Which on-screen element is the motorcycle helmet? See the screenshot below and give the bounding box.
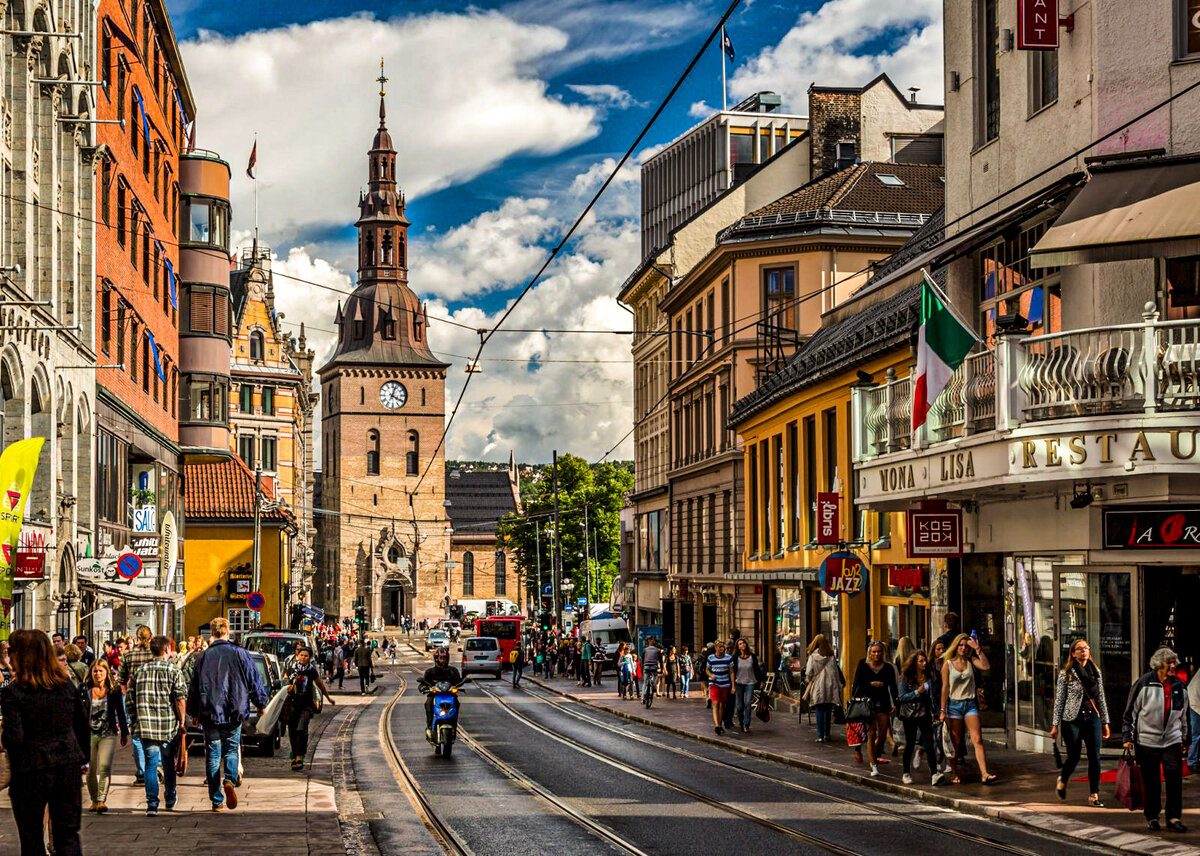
[433,647,450,667]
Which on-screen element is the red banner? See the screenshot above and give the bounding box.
[13,549,45,580]
[1017,0,1059,49]
[816,492,840,545]
[906,509,963,557]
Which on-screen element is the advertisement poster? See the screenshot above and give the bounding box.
[0,438,45,640]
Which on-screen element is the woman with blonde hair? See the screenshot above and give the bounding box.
[804,634,843,742]
[939,632,997,784]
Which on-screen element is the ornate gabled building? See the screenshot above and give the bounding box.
[315,66,450,623]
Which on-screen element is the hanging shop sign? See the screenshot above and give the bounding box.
[227,566,253,602]
[819,551,866,598]
[906,508,963,557]
[1102,508,1200,549]
[12,549,45,580]
[886,565,926,591]
[816,493,840,545]
[1017,0,1059,50]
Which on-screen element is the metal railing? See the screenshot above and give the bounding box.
[718,209,931,243]
[853,304,1200,461]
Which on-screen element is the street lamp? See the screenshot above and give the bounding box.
[560,579,575,629]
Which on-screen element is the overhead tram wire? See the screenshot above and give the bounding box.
[410,0,746,497]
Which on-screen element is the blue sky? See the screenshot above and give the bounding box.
[165,0,943,461]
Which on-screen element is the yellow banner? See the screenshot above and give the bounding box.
[0,438,45,640]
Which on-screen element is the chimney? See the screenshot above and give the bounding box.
[908,87,920,104]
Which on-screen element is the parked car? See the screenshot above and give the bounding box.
[187,650,287,756]
[460,636,503,679]
[242,630,317,668]
[425,629,450,652]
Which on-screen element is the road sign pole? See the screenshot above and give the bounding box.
[252,467,262,627]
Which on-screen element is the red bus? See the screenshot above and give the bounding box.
[475,615,523,667]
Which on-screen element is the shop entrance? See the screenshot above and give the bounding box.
[1143,566,1200,676]
[679,602,695,651]
[701,602,717,645]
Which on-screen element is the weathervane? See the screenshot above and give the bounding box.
[377,58,388,98]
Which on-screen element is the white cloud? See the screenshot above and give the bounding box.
[688,100,715,119]
[566,83,645,110]
[730,0,944,110]
[181,11,601,246]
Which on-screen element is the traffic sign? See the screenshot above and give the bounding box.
[576,597,587,606]
[541,584,553,595]
[116,553,142,580]
[247,591,265,611]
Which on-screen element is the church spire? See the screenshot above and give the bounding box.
[377,58,388,128]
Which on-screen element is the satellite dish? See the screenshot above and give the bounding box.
[161,510,179,580]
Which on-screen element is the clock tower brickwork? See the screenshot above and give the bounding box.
[316,67,451,623]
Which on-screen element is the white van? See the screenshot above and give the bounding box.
[579,618,632,671]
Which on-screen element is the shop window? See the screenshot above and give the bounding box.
[1166,255,1200,320]
[462,552,475,597]
[228,608,254,634]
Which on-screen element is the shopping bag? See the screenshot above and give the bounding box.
[846,721,867,747]
[754,689,772,723]
[1114,750,1144,811]
[175,733,189,777]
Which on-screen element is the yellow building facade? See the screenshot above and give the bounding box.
[182,458,297,636]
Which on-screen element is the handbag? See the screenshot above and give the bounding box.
[1115,749,1144,811]
[844,696,873,723]
[846,720,867,746]
[832,703,846,725]
[175,732,189,777]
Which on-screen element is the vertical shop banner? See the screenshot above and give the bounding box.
[0,438,45,640]
[816,493,840,545]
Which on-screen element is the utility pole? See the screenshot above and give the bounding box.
[582,504,591,619]
[534,523,542,616]
[252,466,262,627]
[552,450,560,625]
[593,524,601,605]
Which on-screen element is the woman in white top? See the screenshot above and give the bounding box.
[939,632,997,784]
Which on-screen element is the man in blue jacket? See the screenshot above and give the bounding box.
[187,617,269,812]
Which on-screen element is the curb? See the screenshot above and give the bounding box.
[527,677,1199,856]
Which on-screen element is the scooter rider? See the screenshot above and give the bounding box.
[422,647,463,740]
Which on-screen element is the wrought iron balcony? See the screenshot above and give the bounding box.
[853,303,1200,461]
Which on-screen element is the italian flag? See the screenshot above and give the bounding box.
[912,273,977,431]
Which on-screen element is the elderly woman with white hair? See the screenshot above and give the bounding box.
[1122,647,1191,833]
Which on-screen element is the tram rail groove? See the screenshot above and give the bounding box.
[393,669,649,856]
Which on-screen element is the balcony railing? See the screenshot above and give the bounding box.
[854,304,1200,461]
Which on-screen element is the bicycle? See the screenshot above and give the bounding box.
[642,668,658,708]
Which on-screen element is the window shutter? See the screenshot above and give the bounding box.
[214,292,229,336]
[893,135,944,165]
[192,290,213,333]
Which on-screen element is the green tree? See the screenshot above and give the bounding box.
[498,454,632,616]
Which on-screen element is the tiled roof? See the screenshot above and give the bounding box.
[741,162,944,222]
[184,457,296,525]
[857,206,945,294]
[446,470,518,534]
[729,284,920,427]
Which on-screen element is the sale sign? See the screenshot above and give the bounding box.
[906,508,963,557]
[1018,0,1059,50]
[816,492,840,545]
[819,551,867,598]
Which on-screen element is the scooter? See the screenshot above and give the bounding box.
[419,679,462,757]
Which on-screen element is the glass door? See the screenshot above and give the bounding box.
[1056,567,1136,750]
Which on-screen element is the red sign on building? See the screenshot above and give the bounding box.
[816,492,840,545]
[13,549,46,580]
[1018,0,1059,50]
[906,508,963,557]
[886,565,926,589]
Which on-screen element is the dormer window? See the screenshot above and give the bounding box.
[381,315,396,340]
[413,314,424,342]
[249,330,264,361]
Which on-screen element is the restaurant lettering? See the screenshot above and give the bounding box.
[939,451,975,482]
[1103,508,1200,549]
[878,464,916,492]
[1019,430,1198,468]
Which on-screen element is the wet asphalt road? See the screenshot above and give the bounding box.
[353,656,1104,856]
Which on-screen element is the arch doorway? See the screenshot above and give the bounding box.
[381,581,406,627]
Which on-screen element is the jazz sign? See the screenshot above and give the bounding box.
[819,551,866,598]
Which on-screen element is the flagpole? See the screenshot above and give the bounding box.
[721,26,727,112]
[253,131,259,252]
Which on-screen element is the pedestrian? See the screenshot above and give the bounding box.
[512,645,526,688]
[699,643,714,709]
[1,629,88,856]
[678,645,693,699]
[615,643,630,699]
[580,638,593,687]
[0,640,13,689]
[73,636,95,667]
[933,612,961,652]
[63,643,88,687]
[730,639,764,733]
[119,625,155,785]
[354,639,374,694]
[126,635,186,816]
[187,617,269,812]
[803,634,844,742]
[334,641,346,689]
[1050,639,1110,806]
[938,633,997,785]
[897,651,942,785]
[84,658,128,813]
[286,647,333,771]
[1188,669,1200,774]
[664,646,680,700]
[1122,647,1190,833]
[706,640,733,735]
[852,641,899,777]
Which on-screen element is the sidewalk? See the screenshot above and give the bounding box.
[0,689,372,856]
[528,674,1200,856]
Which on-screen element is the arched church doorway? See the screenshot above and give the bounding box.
[381,581,406,627]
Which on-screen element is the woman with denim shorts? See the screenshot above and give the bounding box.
[939,633,997,784]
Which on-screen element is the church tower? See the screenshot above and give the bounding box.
[317,62,450,624]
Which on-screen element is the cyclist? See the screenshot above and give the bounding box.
[421,647,463,741]
[641,637,662,706]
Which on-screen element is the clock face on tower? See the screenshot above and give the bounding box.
[379,381,408,409]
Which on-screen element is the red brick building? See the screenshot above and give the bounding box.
[91,0,195,636]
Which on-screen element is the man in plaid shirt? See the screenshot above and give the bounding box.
[120,625,155,783]
[127,635,187,816]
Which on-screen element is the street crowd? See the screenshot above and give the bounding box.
[0,618,337,856]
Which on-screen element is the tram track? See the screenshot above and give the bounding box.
[513,680,1048,856]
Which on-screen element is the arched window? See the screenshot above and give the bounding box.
[397,235,405,268]
[249,330,264,361]
[406,430,419,475]
[364,232,375,267]
[381,232,393,265]
[494,551,506,596]
[462,552,475,597]
[367,430,380,475]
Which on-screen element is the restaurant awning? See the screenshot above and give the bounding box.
[80,578,185,607]
[1030,155,1200,268]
